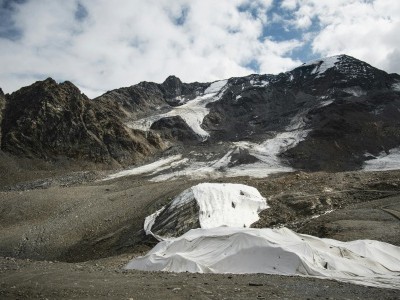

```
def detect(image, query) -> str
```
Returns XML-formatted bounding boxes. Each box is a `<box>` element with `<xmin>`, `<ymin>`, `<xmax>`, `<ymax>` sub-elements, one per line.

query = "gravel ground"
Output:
<box><xmin>1</xmin><ymin>257</ymin><xmax>399</xmax><ymax>299</ymax></box>
<box><xmin>1</xmin><ymin>165</ymin><xmax>400</xmax><ymax>298</ymax></box>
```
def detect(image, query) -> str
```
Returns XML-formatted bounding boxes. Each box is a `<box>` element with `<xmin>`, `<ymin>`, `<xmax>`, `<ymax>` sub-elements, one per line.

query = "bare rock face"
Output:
<box><xmin>1</xmin><ymin>78</ymin><xmax>165</xmax><ymax>164</ymax></box>
<box><xmin>160</xmin><ymin>75</ymin><xmax>209</xmax><ymax>106</ymax></box>
<box><xmin>95</xmin><ymin>82</ymin><xmax>168</xmax><ymax>119</ymax></box>
<box><xmin>283</xmin><ymin>91</ymin><xmax>400</xmax><ymax>171</ymax></box>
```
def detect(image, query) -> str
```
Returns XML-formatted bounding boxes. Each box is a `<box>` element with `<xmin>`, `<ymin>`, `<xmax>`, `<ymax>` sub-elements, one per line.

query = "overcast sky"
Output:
<box><xmin>1</xmin><ymin>0</ymin><xmax>399</xmax><ymax>98</ymax></box>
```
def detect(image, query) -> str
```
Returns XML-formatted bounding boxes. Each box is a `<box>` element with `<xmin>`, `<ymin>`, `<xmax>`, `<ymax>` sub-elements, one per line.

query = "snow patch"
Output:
<box><xmin>392</xmin><ymin>82</ymin><xmax>400</xmax><ymax>92</ymax></box>
<box><xmin>343</xmin><ymin>86</ymin><xmax>366</xmax><ymax>97</ymax></box>
<box><xmin>102</xmin><ymin>155</ymin><xmax>184</xmax><ymax>180</ymax></box>
<box><xmin>250</xmin><ymin>79</ymin><xmax>269</xmax><ymax>87</ymax></box>
<box><xmin>302</xmin><ymin>55</ymin><xmax>340</xmax><ymax>77</ymax></box>
<box><xmin>204</xmin><ymin>80</ymin><xmax>228</xmax><ymax>94</ymax></box>
<box><xmin>125</xmin><ymin>226</ymin><xmax>400</xmax><ymax>289</ymax></box>
<box><xmin>233</xmin><ymin>130</ymin><xmax>310</xmax><ymax>167</ymax></box>
<box><xmin>363</xmin><ymin>148</ymin><xmax>400</xmax><ymax>171</ymax></box>
<box><xmin>319</xmin><ymin>100</ymin><xmax>334</xmax><ymax>107</ymax></box>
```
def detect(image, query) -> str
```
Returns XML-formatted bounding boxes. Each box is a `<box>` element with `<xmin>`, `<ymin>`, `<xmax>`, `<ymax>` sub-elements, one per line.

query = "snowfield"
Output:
<box><xmin>126</xmin><ymin>183</ymin><xmax>400</xmax><ymax>289</ymax></box>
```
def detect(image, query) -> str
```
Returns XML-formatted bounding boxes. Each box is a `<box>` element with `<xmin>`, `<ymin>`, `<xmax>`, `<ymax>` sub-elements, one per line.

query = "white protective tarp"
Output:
<box><xmin>125</xmin><ymin>227</ymin><xmax>400</xmax><ymax>289</ymax></box>
<box><xmin>144</xmin><ymin>183</ymin><xmax>269</xmax><ymax>237</ymax></box>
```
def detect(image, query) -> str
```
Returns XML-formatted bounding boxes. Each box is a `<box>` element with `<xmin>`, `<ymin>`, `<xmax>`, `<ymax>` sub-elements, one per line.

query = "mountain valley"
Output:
<box><xmin>1</xmin><ymin>54</ymin><xmax>400</xmax><ymax>298</ymax></box>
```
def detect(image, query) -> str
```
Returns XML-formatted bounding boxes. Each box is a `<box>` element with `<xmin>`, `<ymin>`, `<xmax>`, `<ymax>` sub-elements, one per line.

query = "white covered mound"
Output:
<box><xmin>144</xmin><ymin>183</ymin><xmax>269</xmax><ymax>237</ymax></box>
<box><xmin>126</xmin><ymin>183</ymin><xmax>400</xmax><ymax>289</ymax></box>
<box><xmin>125</xmin><ymin>227</ymin><xmax>400</xmax><ymax>289</ymax></box>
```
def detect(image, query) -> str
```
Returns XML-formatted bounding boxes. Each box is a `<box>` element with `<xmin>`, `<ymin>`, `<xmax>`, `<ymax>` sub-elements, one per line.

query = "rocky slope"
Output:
<box><xmin>1</xmin><ymin>55</ymin><xmax>400</xmax><ymax>173</ymax></box>
<box><xmin>0</xmin><ymin>88</ymin><xmax>5</xmax><ymax>147</ymax></box>
<box><xmin>202</xmin><ymin>55</ymin><xmax>400</xmax><ymax>171</ymax></box>
<box><xmin>1</xmin><ymin>78</ymin><xmax>165</xmax><ymax>165</ymax></box>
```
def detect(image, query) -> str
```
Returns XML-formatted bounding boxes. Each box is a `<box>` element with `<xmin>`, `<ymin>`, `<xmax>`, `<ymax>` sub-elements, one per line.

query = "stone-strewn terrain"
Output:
<box><xmin>0</xmin><ymin>169</ymin><xmax>399</xmax><ymax>298</ymax></box>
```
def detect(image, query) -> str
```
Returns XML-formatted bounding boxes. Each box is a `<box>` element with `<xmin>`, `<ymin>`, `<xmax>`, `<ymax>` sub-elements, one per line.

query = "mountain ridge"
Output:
<box><xmin>1</xmin><ymin>54</ymin><xmax>400</xmax><ymax>175</ymax></box>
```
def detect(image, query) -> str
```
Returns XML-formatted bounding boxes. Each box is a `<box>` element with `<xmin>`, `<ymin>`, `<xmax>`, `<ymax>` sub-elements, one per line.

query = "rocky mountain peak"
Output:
<box><xmin>162</xmin><ymin>75</ymin><xmax>182</xmax><ymax>86</ymax></box>
<box><xmin>161</xmin><ymin>75</ymin><xmax>183</xmax><ymax>99</ymax></box>
<box><xmin>1</xmin><ymin>54</ymin><xmax>400</xmax><ymax>172</ymax></box>
<box><xmin>1</xmin><ymin>78</ymin><xmax>166</xmax><ymax>164</ymax></box>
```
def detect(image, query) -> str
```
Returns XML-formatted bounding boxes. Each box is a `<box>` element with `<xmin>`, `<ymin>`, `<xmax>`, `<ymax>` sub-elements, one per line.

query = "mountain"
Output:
<box><xmin>0</xmin><ymin>78</ymin><xmax>165</xmax><ymax>165</ymax></box>
<box><xmin>1</xmin><ymin>54</ymin><xmax>400</xmax><ymax>175</ymax></box>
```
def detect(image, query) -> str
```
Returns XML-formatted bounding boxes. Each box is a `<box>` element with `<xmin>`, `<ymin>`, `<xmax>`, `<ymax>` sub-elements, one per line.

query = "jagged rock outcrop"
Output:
<box><xmin>160</xmin><ymin>75</ymin><xmax>209</xmax><ymax>106</ymax></box>
<box><xmin>1</xmin><ymin>78</ymin><xmax>165</xmax><ymax>164</ymax></box>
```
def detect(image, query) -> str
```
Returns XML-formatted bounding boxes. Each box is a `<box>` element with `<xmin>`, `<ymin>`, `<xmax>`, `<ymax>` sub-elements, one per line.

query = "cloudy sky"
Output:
<box><xmin>1</xmin><ymin>0</ymin><xmax>399</xmax><ymax>98</ymax></box>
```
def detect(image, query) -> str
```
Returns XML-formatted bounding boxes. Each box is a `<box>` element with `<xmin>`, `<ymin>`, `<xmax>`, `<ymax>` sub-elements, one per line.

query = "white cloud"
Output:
<box><xmin>1</xmin><ymin>0</ymin><xmax>398</xmax><ymax>98</ymax></box>
<box><xmin>0</xmin><ymin>0</ymin><xmax>300</xmax><ymax>98</ymax></box>
<box><xmin>282</xmin><ymin>0</ymin><xmax>400</xmax><ymax>73</ymax></box>
<box><xmin>281</xmin><ymin>0</ymin><xmax>298</xmax><ymax>11</ymax></box>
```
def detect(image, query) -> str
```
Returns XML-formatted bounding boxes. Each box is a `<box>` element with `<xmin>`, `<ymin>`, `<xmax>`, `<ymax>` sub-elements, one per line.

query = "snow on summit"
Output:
<box><xmin>301</xmin><ymin>55</ymin><xmax>341</xmax><ymax>76</ymax></box>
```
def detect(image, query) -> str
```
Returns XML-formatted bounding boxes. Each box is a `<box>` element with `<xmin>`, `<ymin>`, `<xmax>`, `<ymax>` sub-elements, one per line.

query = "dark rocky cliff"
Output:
<box><xmin>1</xmin><ymin>78</ymin><xmax>165</xmax><ymax>164</ymax></box>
